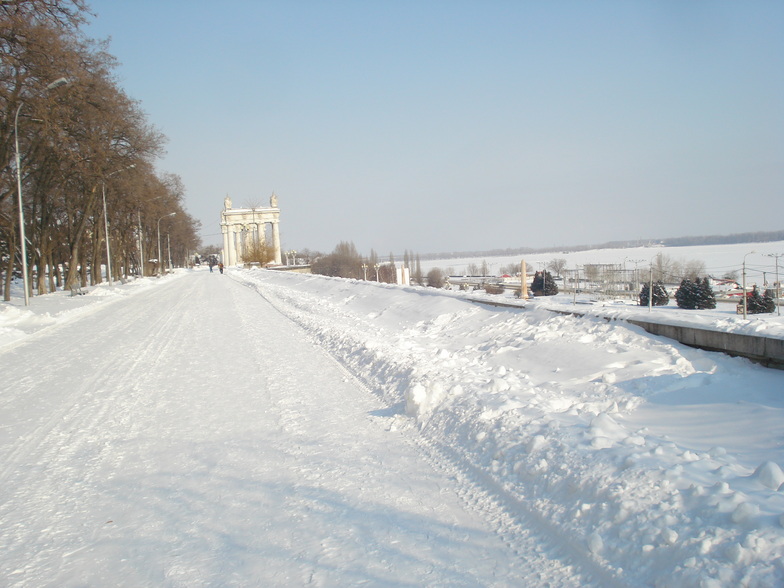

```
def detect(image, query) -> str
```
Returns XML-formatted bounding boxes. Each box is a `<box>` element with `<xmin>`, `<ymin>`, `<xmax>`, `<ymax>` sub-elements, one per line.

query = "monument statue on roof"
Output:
<box><xmin>270</xmin><ymin>192</ymin><xmax>278</xmax><ymax>208</ymax></box>
<box><xmin>224</xmin><ymin>194</ymin><xmax>232</xmax><ymax>210</ymax></box>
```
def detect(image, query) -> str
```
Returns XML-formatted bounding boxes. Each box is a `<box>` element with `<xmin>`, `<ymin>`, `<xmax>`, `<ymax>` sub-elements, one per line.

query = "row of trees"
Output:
<box><xmin>310</xmin><ymin>242</ymin><xmax>432</xmax><ymax>285</ymax></box>
<box><xmin>1</xmin><ymin>0</ymin><xmax>200</xmax><ymax>301</ymax></box>
<box><xmin>640</xmin><ymin>278</ymin><xmax>776</xmax><ymax>313</ymax></box>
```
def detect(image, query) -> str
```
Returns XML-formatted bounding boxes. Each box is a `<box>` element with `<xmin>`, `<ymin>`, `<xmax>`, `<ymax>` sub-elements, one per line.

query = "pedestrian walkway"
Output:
<box><xmin>0</xmin><ymin>271</ymin><xmax>584</xmax><ymax>586</ymax></box>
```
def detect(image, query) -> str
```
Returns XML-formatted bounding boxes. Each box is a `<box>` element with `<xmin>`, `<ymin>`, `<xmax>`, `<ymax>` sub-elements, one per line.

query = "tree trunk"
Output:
<box><xmin>64</xmin><ymin>241</ymin><xmax>81</xmax><ymax>290</ymax></box>
<box><xmin>91</xmin><ymin>242</ymin><xmax>98</xmax><ymax>285</ymax></box>
<box><xmin>64</xmin><ymin>186</ymin><xmax>99</xmax><ymax>290</ymax></box>
<box><xmin>3</xmin><ymin>244</ymin><xmax>13</xmax><ymax>302</ymax></box>
<box><xmin>25</xmin><ymin>257</ymin><xmax>33</xmax><ymax>299</ymax></box>
<box><xmin>50</xmin><ymin>253</ymin><xmax>59</xmax><ymax>292</ymax></box>
<box><xmin>36</xmin><ymin>254</ymin><xmax>48</xmax><ymax>295</ymax></box>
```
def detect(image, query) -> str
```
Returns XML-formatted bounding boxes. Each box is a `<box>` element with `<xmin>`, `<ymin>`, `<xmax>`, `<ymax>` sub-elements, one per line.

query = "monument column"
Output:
<box><xmin>234</xmin><ymin>226</ymin><xmax>243</xmax><ymax>264</ymax></box>
<box><xmin>221</xmin><ymin>224</ymin><xmax>230</xmax><ymax>265</ymax></box>
<box><xmin>242</xmin><ymin>224</ymin><xmax>252</xmax><ymax>260</ymax></box>
<box><xmin>272</xmin><ymin>221</ymin><xmax>282</xmax><ymax>265</ymax></box>
<box><xmin>257</xmin><ymin>222</ymin><xmax>265</xmax><ymax>247</ymax></box>
<box><xmin>223</xmin><ymin>195</ymin><xmax>235</xmax><ymax>266</ymax></box>
<box><xmin>229</xmin><ymin>225</ymin><xmax>239</xmax><ymax>266</ymax></box>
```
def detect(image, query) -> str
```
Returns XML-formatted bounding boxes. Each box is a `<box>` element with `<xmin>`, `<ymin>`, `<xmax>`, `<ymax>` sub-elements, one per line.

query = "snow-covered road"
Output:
<box><xmin>0</xmin><ymin>271</ymin><xmax>591</xmax><ymax>586</ymax></box>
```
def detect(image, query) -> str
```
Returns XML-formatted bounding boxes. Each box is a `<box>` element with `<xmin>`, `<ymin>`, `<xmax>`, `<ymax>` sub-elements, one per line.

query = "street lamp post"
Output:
<box><xmin>102</xmin><ymin>164</ymin><xmax>135</xmax><ymax>286</ymax></box>
<box><xmin>766</xmin><ymin>253</ymin><xmax>782</xmax><ymax>317</ymax></box>
<box><xmin>137</xmin><ymin>210</ymin><xmax>144</xmax><ymax>277</ymax></box>
<box><xmin>742</xmin><ymin>251</ymin><xmax>756</xmax><ymax>319</ymax></box>
<box><xmin>157</xmin><ymin>212</ymin><xmax>176</xmax><ymax>276</ymax></box>
<box><xmin>645</xmin><ymin>254</ymin><xmax>662</xmax><ymax>313</ymax></box>
<box><xmin>13</xmin><ymin>77</ymin><xmax>69</xmax><ymax>305</ymax></box>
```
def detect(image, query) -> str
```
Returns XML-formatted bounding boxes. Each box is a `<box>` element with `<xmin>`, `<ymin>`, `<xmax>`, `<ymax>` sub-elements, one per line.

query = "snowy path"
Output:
<box><xmin>0</xmin><ymin>271</ymin><xmax>590</xmax><ymax>586</ymax></box>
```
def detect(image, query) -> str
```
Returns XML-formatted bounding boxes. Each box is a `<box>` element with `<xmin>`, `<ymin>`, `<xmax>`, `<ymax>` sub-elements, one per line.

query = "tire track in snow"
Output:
<box><xmin>325</xmin><ymin>357</ymin><xmax>621</xmax><ymax>588</ymax></box>
<box><xmin>230</xmin><ymin>271</ymin><xmax>607</xmax><ymax>587</ymax></box>
<box><xmin>0</xmin><ymin>280</ymin><xmax>190</xmax><ymax>486</ymax></box>
<box><xmin>0</xmin><ymin>278</ymin><xmax>198</xmax><ymax>581</ymax></box>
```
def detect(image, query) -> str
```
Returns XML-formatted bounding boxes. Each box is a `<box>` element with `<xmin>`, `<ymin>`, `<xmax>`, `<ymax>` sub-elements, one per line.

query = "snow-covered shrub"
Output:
<box><xmin>675</xmin><ymin>277</ymin><xmax>716</xmax><ymax>309</ymax></box>
<box><xmin>639</xmin><ymin>280</ymin><xmax>669</xmax><ymax>306</ymax></box>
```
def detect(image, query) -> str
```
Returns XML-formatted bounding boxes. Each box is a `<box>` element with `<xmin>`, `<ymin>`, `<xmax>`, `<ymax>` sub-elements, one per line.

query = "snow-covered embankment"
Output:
<box><xmin>233</xmin><ymin>269</ymin><xmax>784</xmax><ymax>587</ymax></box>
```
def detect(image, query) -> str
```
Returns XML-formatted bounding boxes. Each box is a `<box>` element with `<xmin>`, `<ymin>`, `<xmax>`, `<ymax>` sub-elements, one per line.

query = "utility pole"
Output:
<box><xmin>14</xmin><ymin>77</ymin><xmax>70</xmax><ymax>304</ymax></box>
<box><xmin>648</xmin><ymin>266</ymin><xmax>653</xmax><ymax>313</ymax></box>
<box><xmin>766</xmin><ymin>253</ymin><xmax>782</xmax><ymax>317</ymax></box>
<box><xmin>742</xmin><ymin>251</ymin><xmax>756</xmax><ymax>319</ymax></box>
<box><xmin>137</xmin><ymin>211</ymin><xmax>144</xmax><ymax>277</ymax></box>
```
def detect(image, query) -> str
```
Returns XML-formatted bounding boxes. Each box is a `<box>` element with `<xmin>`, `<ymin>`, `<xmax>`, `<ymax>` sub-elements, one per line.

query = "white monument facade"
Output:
<box><xmin>220</xmin><ymin>193</ymin><xmax>282</xmax><ymax>266</ymax></box>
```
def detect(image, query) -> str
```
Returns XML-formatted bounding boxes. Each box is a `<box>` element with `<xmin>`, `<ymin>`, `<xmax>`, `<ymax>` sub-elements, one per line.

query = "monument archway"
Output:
<box><xmin>220</xmin><ymin>193</ymin><xmax>282</xmax><ymax>266</ymax></box>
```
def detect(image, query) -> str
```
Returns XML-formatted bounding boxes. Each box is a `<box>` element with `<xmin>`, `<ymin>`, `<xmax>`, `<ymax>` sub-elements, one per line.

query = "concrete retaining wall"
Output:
<box><xmin>468</xmin><ymin>297</ymin><xmax>784</xmax><ymax>369</ymax></box>
<box><xmin>626</xmin><ymin>319</ymin><xmax>784</xmax><ymax>369</ymax></box>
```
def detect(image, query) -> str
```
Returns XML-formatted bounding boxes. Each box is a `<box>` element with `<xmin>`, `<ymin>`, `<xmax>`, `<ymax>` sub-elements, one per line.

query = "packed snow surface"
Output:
<box><xmin>2</xmin><ymin>262</ymin><xmax>784</xmax><ymax>586</ymax></box>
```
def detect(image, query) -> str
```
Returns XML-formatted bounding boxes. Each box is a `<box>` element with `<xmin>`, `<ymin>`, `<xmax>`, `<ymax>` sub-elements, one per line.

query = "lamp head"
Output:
<box><xmin>46</xmin><ymin>77</ymin><xmax>70</xmax><ymax>91</ymax></box>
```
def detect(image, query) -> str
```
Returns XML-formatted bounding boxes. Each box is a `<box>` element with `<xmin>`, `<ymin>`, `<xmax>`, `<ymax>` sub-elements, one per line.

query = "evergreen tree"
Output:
<box><xmin>546</xmin><ymin>272</ymin><xmax>559</xmax><ymax>295</ymax></box>
<box><xmin>695</xmin><ymin>277</ymin><xmax>717</xmax><ymax>310</ymax></box>
<box><xmin>746</xmin><ymin>286</ymin><xmax>776</xmax><ymax>314</ymax></box>
<box><xmin>675</xmin><ymin>278</ymin><xmax>698</xmax><ymax>309</ymax></box>
<box><xmin>639</xmin><ymin>281</ymin><xmax>669</xmax><ymax>306</ymax></box>
<box><xmin>638</xmin><ymin>283</ymin><xmax>649</xmax><ymax>306</ymax></box>
<box><xmin>531</xmin><ymin>272</ymin><xmax>542</xmax><ymax>295</ymax></box>
<box><xmin>532</xmin><ymin>271</ymin><xmax>558</xmax><ymax>296</ymax></box>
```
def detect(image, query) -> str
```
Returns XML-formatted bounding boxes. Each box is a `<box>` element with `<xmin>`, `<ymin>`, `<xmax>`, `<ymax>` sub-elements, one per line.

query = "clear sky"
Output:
<box><xmin>83</xmin><ymin>1</ymin><xmax>784</xmax><ymax>256</ymax></box>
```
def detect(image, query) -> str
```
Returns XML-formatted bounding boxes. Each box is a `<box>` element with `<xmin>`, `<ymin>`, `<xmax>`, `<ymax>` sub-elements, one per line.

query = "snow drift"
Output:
<box><xmin>232</xmin><ymin>268</ymin><xmax>784</xmax><ymax>587</ymax></box>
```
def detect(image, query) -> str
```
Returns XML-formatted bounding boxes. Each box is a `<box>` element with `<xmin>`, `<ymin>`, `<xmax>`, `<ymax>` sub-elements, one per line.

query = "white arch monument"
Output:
<box><xmin>220</xmin><ymin>193</ymin><xmax>282</xmax><ymax>266</ymax></box>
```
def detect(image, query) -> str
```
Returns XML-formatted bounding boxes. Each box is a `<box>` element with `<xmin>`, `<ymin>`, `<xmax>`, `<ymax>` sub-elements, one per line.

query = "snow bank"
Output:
<box><xmin>233</xmin><ymin>269</ymin><xmax>784</xmax><ymax>587</ymax></box>
<box><xmin>0</xmin><ymin>273</ymin><xmax>187</xmax><ymax>351</ymax></box>
<box><xmin>2</xmin><ymin>265</ymin><xmax>783</xmax><ymax>585</ymax></box>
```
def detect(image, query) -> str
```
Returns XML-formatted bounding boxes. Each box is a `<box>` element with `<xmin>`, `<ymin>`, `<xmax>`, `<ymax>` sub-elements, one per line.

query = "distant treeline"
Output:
<box><xmin>659</xmin><ymin>230</ymin><xmax>784</xmax><ymax>247</ymax></box>
<box><xmin>420</xmin><ymin>230</ymin><xmax>784</xmax><ymax>261</ymax></box>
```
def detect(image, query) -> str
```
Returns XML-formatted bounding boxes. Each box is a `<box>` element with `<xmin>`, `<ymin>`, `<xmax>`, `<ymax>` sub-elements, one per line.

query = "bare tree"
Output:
<box><xmin>651</xmin><ymin>253</ymin><xmax>675</xmax><ymax>283</ymax></box>
<box><xmin>241</xmin><ymin>241</ymin><xmax>275</xmax><ymax>266</ymax></box>
<box><xmin>682</xmin><ymin>259</ymin><xmax>707</xmax><ymax>281</ymax></box>
<box><xmin>547</xmin><ymin>258</ymin><xmax>567</xmax><ymax>277</ymax></box>
<box><xmin>311</xmin><ymin>241</ymin><xmax>363</xmax><ymax>279</ymax></box>
<box><xmin>0</xmin><ymin>9</ymin><xmax>199</xmax><ymax>296</ymax></box>
<box><xmin>426</xmin><ymin>267</ymin><xmax>446</xmax><ymax>288</ymax></box>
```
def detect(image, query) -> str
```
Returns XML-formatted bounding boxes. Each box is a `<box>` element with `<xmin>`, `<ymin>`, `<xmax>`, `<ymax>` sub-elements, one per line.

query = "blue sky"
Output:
<box><xmin>84</xmin><ymin>1</ymin><xmax>784</xmax><ymax>255</ymax></box>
